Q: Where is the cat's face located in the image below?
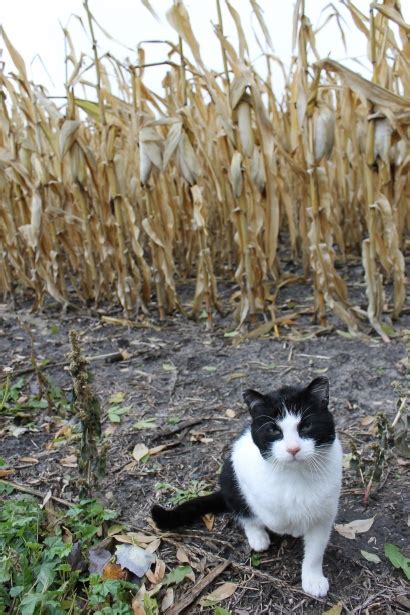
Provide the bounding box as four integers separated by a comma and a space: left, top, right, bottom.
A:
243, 377, 335, 464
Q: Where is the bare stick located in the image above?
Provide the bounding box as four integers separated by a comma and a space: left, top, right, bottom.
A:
167, 560, 230, 615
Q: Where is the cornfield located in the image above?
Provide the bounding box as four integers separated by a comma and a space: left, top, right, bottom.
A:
0, 0, 409, 340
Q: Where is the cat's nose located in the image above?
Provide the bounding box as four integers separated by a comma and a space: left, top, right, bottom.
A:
287, 446, 301, 456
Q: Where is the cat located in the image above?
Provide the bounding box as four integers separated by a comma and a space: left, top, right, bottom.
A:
151, 376, 343, 598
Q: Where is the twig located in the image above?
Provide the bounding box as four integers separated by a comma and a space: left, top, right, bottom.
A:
0, 351, 131, 384
0, 479, 72, 507
151, 418, 205, 442
391, 397, 407, 429
160, 535, 315, 599
167, 560, 230, 615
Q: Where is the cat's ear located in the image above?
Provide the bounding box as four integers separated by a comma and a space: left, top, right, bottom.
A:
243, 389, 265, 417
306, 377, 329, 409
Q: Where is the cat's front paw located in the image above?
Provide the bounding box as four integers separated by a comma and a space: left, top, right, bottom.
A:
302, 573, 329, 598
247, 528, 270, 552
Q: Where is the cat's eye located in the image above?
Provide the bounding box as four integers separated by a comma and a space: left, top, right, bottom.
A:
300, 421, 312, 434
266, 424, 281, 436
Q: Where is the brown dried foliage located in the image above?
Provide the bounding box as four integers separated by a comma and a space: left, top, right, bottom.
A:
0, 1, 408, 337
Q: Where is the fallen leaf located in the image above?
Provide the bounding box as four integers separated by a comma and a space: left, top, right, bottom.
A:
145, 559, 166, 585
384, 543, 410, 579
225, 409, 236, 418
107, 524, 126, 536
334, 517, 375, 539
199, 581, 238, 607
132, 443, 149, 462
54, 425, 72, 440
10, 426, 29, 437
190, 431, 213, 443
342, 453, 353, 469
226, 371, 247, 380
164, 565, 193, 586
361, 550, 381, 564
41, 489, 52, 508
161, 587, 174, 611
202, 513, 214, 531
67, 542, 88, 572
113, 532, 158, 545
162, 362, 176, 371
148, 444, 170, 456
60, 455, 77, 468
131, 595, 145, 615
321, 602, 344, 615
0, 469, 15, 477
134, 419, 157, 430
109, 392, 125, 404
145, 538, 161, 554
88, 546, 112, 574
102, 562, 128, 580
116, 544, 156, 577
360, 415, 375, 426
176, 547, 190, 564
19, 457, 39, 465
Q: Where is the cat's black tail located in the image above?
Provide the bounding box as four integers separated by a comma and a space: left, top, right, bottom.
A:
151, 490, 228, 530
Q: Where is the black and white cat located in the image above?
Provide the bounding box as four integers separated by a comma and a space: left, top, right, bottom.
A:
151, 377, 342, 598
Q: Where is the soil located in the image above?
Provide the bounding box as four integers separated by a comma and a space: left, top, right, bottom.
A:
0, 275, 409, 615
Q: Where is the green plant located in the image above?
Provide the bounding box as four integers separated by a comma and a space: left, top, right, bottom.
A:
0, 375, 70, 418
384, 544, 410, 580
0, 495, 136, 614
154, 480, 211, 506
0, 376, 25, 414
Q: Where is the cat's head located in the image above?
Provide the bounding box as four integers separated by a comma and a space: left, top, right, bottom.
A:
243, 377, 335, 464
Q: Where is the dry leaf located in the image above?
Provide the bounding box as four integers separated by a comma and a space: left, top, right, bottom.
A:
54, 425, 73, 440
132, 443, 149, 462
145, 559, 166, 585
88, 547, 112, 575
199, 581, 238, 607
176, 547, 190, 564
59, 455, 78, 468
131, 595, 145, 615
145, 538, 161, 554
321, 602, 344, 615
202, 513, 215, 531
116, 544, 156, 577
113, 532, 158, 545
225, 409, 236, 418
102, 562, 128, 580
360, 415, 375, 426
360, 550, 381, 564
0, 469, 15, 477
334, 517, 375, 540
161, 587, 174, 611
19, 457, 39, 465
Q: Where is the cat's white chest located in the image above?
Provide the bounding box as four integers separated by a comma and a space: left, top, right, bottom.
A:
231, 430, 341, 536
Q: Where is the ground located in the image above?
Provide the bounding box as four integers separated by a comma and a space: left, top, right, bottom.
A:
0, 276, 409, 615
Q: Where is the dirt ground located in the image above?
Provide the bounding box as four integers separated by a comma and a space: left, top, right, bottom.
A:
0, 274, 409, 614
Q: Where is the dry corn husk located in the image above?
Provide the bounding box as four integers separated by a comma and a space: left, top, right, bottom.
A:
139, 142, 152, 185
139, 127, 162, 185
0, 3, 409, 331
230, 151, 243, 198
373, 117, 392, 163
251, 148, 266, 193
237, 100, 254, 157
177, 131, 201, 185
313, 104, 335, 162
